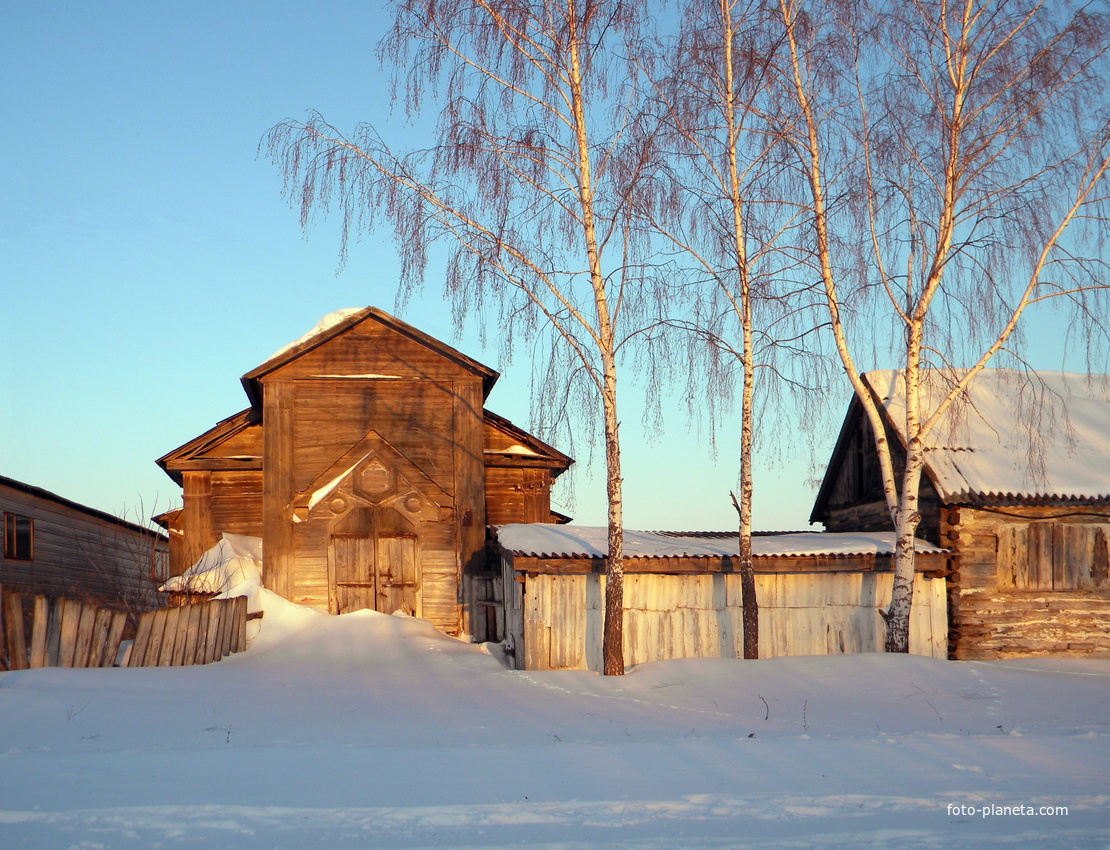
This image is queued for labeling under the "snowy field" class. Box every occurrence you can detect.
[1,590,1108,849]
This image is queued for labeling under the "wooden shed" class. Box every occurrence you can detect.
[812,370,1110,659]
[494,524,952,671]
[157,307,571,638]
[1,474,168,613]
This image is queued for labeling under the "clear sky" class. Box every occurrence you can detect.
[0,2,1084,534]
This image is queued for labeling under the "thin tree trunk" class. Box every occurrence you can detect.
[731,489,757,658]
[601,356,625,675]
[566,1,624,674]
[722,0,758,659]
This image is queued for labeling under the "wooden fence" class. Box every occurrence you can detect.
[0,588,248,670]
[128,596,248,667]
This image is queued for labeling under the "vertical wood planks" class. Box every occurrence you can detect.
[4,592,27,670]
[29,596,49,668]
[519,569,949,670]
[127,596,249,667]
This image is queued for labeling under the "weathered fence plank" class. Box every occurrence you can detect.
[2,595,250,671]
[30,596,49,668]
[5,592,28,671]
[73,603,97,668]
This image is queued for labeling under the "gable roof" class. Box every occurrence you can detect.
[818,370,1110,509]
[156,408,261,486]
[0,474,168,541]
[483,410,574,478]
[240,307,499,407]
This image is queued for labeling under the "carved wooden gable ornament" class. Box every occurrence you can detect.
[287,430,451,526]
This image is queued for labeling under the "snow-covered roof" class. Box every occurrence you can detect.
[263,308,367,364]
[867,370,1110,503]
[494,524,946,559]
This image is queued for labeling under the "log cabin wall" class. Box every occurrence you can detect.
[180,470,216,571]
[1,476,168,612]
[178,470,264,572]
[946,505,1110,659]
[481,411,571,526]
[501,553,950,671]
[814,375,1110,660]
[485,468,553,525]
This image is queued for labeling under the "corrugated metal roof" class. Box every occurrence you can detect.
[867,370,1110,504]
[494,524,947,559]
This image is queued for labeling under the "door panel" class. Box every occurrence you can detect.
[377,535,418,616]
[333,534,375,613]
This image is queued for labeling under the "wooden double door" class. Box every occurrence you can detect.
[331,508,419,616]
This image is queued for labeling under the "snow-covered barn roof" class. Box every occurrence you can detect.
[867,370,1110,504]
[494,524,946,559]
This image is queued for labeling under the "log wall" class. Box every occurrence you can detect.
[946,506,1110,658]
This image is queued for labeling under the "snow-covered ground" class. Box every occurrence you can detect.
[1,593,1108,849]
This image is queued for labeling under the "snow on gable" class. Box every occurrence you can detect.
[264,307,366,364]
[495,524,946,559]
[867,370,1110,502]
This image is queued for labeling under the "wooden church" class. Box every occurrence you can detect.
[155,308,571,639]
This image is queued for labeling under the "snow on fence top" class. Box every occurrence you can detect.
[867,369,1110,503]
[494,524,947,559]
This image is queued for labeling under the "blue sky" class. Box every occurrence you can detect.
[1,1,839,533]
[2,2,1087,534]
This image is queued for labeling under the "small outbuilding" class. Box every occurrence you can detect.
[493,524,951,670]
[812,370,1110,659]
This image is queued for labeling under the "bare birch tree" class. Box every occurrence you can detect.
[264,0,662,674]
[645,0,832,658]
[775,0,1110,650]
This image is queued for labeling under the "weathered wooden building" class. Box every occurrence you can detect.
[1,474,168,612]
[156,308,571,638]
[494,525,951,670]
[812,370,1110,659]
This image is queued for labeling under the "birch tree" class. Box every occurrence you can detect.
[646,0,827,658]
[775,0,1110,650]
[264,0,661,674]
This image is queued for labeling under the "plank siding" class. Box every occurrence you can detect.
[454,381,485,638]
[291,380,457,494]
[509,569,947,671]
[1,478,166,612]
[262,380,295,601]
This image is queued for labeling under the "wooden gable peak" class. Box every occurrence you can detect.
[240,307,500,407]
[287,429,452,526]
[156,408,261,485]
[483,409,574,478]
[810,393,869,524]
